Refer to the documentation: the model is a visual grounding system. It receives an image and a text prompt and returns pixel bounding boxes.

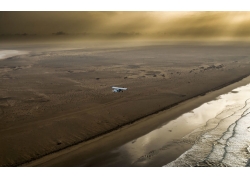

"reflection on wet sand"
[166,84,250,167]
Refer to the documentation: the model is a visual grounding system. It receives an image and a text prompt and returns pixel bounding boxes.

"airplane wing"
[118,88,127,90]
[112,87,127,90]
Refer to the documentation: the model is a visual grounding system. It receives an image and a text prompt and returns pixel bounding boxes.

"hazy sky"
[1,12,250,40]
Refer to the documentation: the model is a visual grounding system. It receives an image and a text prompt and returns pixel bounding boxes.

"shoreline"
[165,80,250,167]
[22,74,250,167]
[0,50,27,60]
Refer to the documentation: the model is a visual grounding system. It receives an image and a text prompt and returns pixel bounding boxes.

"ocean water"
[165,83,250,167]
[0,50,26,60]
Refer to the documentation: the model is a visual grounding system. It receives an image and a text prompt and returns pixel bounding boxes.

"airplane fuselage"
[112,86,127,93]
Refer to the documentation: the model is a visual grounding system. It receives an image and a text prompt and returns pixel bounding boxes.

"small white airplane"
[112,86,128,93]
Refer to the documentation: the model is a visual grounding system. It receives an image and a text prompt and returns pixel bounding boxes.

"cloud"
[1,12,250,40]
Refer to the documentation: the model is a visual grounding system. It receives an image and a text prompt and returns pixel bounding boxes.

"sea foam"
[0,50,26,60]
[164,84,250,167]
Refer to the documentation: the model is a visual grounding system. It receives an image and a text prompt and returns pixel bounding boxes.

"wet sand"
[1,42,250,166]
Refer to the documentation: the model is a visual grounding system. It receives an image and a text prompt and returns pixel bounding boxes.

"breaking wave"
[0,50,27,60]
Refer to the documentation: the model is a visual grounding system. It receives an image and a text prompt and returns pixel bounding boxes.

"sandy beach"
[1,42,250,166]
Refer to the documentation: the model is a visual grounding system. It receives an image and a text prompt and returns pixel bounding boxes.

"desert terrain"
[1,42,250,166]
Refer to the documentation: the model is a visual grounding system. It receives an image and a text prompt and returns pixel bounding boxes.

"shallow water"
[165,84,250,167]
